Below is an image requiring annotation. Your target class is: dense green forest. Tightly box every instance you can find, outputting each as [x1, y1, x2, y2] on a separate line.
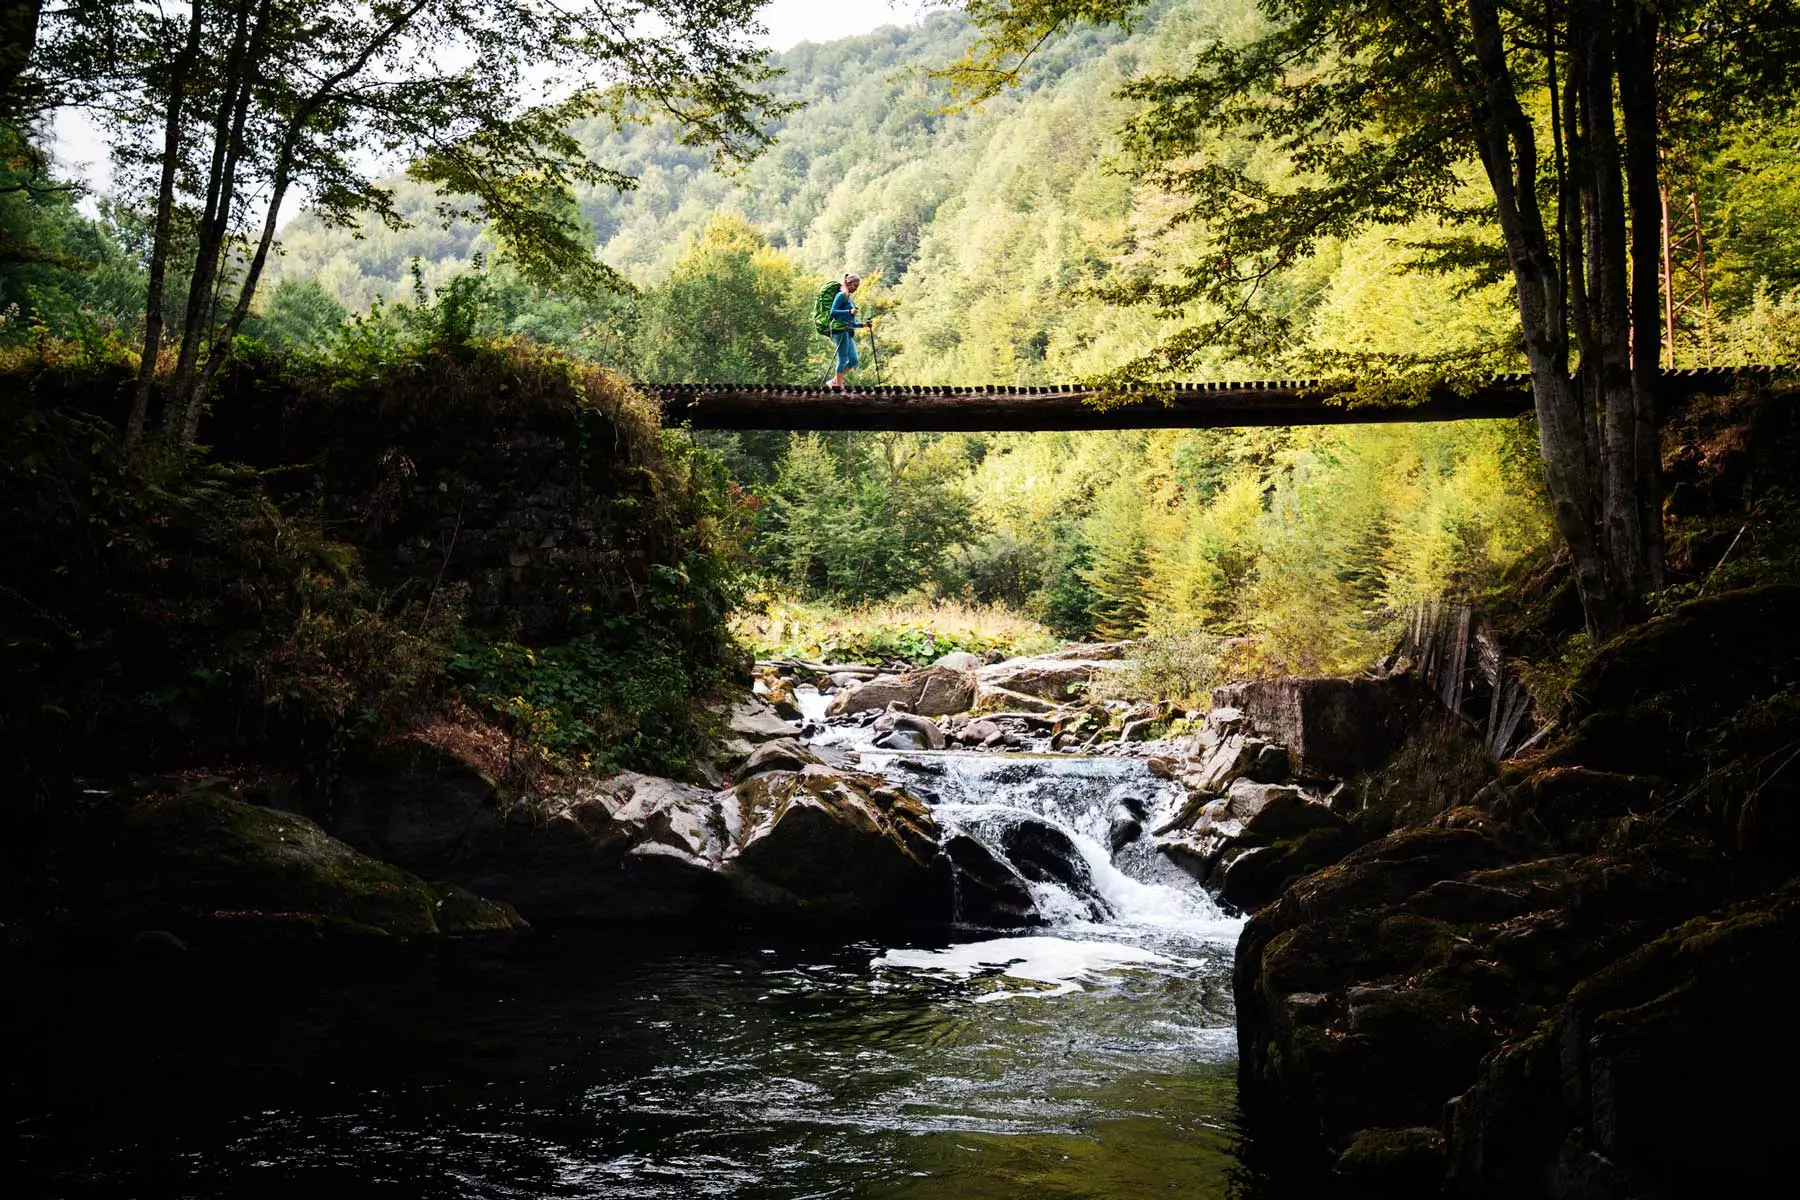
[256, 1, 1800, 685]
[7, 0, 1800, 699]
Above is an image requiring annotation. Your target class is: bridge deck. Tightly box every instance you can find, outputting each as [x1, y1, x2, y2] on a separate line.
[652, 367, 1760, 431]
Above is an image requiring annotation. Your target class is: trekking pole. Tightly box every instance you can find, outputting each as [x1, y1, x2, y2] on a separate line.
[866, 309, 881, 384]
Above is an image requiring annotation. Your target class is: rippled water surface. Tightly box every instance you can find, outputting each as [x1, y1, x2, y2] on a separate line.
[5, 752, 1307, 1198]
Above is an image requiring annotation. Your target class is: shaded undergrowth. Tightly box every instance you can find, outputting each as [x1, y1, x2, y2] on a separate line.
[1, 335, 749, 821]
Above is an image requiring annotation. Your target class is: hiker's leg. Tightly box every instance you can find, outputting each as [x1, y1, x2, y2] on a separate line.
[839, 330, 859, 381]
[831, 330, 858, 387]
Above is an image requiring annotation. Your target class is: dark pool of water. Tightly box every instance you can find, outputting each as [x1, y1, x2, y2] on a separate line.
[1, 924, 1326, 1199]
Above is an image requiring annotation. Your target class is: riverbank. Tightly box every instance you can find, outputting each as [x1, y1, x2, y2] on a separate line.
[1212, 384, 1800, 1197]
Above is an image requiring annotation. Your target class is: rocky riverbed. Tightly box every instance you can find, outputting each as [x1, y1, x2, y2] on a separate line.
[2, 639, 1504, 946]
[12, 589, 1797, 1199]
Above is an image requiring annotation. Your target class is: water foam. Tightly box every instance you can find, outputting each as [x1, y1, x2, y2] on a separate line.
[874, 936, 1182, 1002]
[872, 751, 1243, 941]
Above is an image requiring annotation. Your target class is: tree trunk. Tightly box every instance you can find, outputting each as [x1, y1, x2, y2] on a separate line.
[185, 0, 429, 436]
[0, 0, 44, 117]
[1464, 0, 1630, 640]
[190, 117, 306, 418]
[163, 0, 251, 441]
[1574, 11, 1647, 623]
[126, 2, 204, 450]
[1619, 5, 1666, 594]
[177, 0, 274, 445]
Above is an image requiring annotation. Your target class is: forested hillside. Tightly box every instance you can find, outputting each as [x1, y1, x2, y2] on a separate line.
[275, 0, 1524, 381]
[10, 0, 1800, 695]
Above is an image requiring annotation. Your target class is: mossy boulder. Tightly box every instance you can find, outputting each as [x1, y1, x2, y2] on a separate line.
[100, 791, 525, 942]
[1336, 1126, 1447, 1195]
[1450, 885, 1800, 1197]
[1553, 585, 1800, 778]
[729, 765, 951, 923]
[1219, 825, 1359, 913]
[1488, 767, 1656, 852]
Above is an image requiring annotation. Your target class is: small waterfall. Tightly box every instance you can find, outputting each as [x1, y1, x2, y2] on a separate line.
[861, 750, 1236, 935]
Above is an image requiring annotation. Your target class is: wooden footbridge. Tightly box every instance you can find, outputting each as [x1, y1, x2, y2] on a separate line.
[652, 367, 1766, 431]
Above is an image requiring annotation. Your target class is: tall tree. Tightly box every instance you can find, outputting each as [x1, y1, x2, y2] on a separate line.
[25, 0, 793, 446]
[949, 0, 1800, 639]
[635, 213, 820, 385]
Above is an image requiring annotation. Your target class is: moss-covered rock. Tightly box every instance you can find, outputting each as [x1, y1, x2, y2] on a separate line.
[1488, 767, 1656, 852]
[1219, 825, 1358, 913]
[1335, 1126, 1447, 1195]
[429, 882, 528, 933]
[1450, 886, 1800, 1197]
[100, 790, 525, 942]
[729, 765, 951, 923]
[1233, 587, 1800, 1194]
[1553, 584, 1800, 778]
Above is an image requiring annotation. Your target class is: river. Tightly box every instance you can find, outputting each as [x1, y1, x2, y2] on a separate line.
[4, 752, 1310, 1198]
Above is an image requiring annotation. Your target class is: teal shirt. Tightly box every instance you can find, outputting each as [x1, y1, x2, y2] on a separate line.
[830, 289, 863, 331]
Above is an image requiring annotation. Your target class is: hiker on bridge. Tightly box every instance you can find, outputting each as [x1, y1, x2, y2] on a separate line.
[815, 272, 875, 390]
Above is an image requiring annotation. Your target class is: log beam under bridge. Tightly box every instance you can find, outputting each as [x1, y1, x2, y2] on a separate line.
[651, 367, 1765, 432]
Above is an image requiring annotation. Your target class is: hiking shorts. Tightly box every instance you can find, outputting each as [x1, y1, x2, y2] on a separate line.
[832, 328, 859, 373]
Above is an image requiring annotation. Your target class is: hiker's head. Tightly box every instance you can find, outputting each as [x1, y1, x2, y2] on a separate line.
[843, 273, 861, 294]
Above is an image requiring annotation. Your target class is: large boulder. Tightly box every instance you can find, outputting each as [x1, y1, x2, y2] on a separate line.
[728, 764, 950, 922]
[873, 712, 947, 751]
[1552, 584, 1800, 778]
[741, 738, 824, 778]
[728, 696, 801, 742]
[934, 650, 985, 672]
[711, 694, 805, 768]
[941, 832, 1040, 926]
[1219, 826, 1358, 913]
[98, 790, 525, 943]
[301, 732, 1054, 931]
[914, 666, 978, 716]
[828, 674, 919, 717]
[830, 667, 977, 718]
[1190, 733, 1262, 792]
[327, 735, 506, 868]
[456, 772, 732, 923]
[997, 816, 1109, 921]
[313, 738, 729, 924]
[1448, 884, 1800, 1198]
[1223, 587, 1800, 1196]
[975, 651, 1123, 703]
[1231, 781, 1348, 841]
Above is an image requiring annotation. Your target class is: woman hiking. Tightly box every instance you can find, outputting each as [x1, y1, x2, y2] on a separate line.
[817, 272, 874, 390]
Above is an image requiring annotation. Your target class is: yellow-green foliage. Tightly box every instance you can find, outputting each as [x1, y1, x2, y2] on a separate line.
[738, 595, 1057, 666]
[634, 214, 824, 385]
[241, 3, 1572, 687]
[958, 419, 1554, 682]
